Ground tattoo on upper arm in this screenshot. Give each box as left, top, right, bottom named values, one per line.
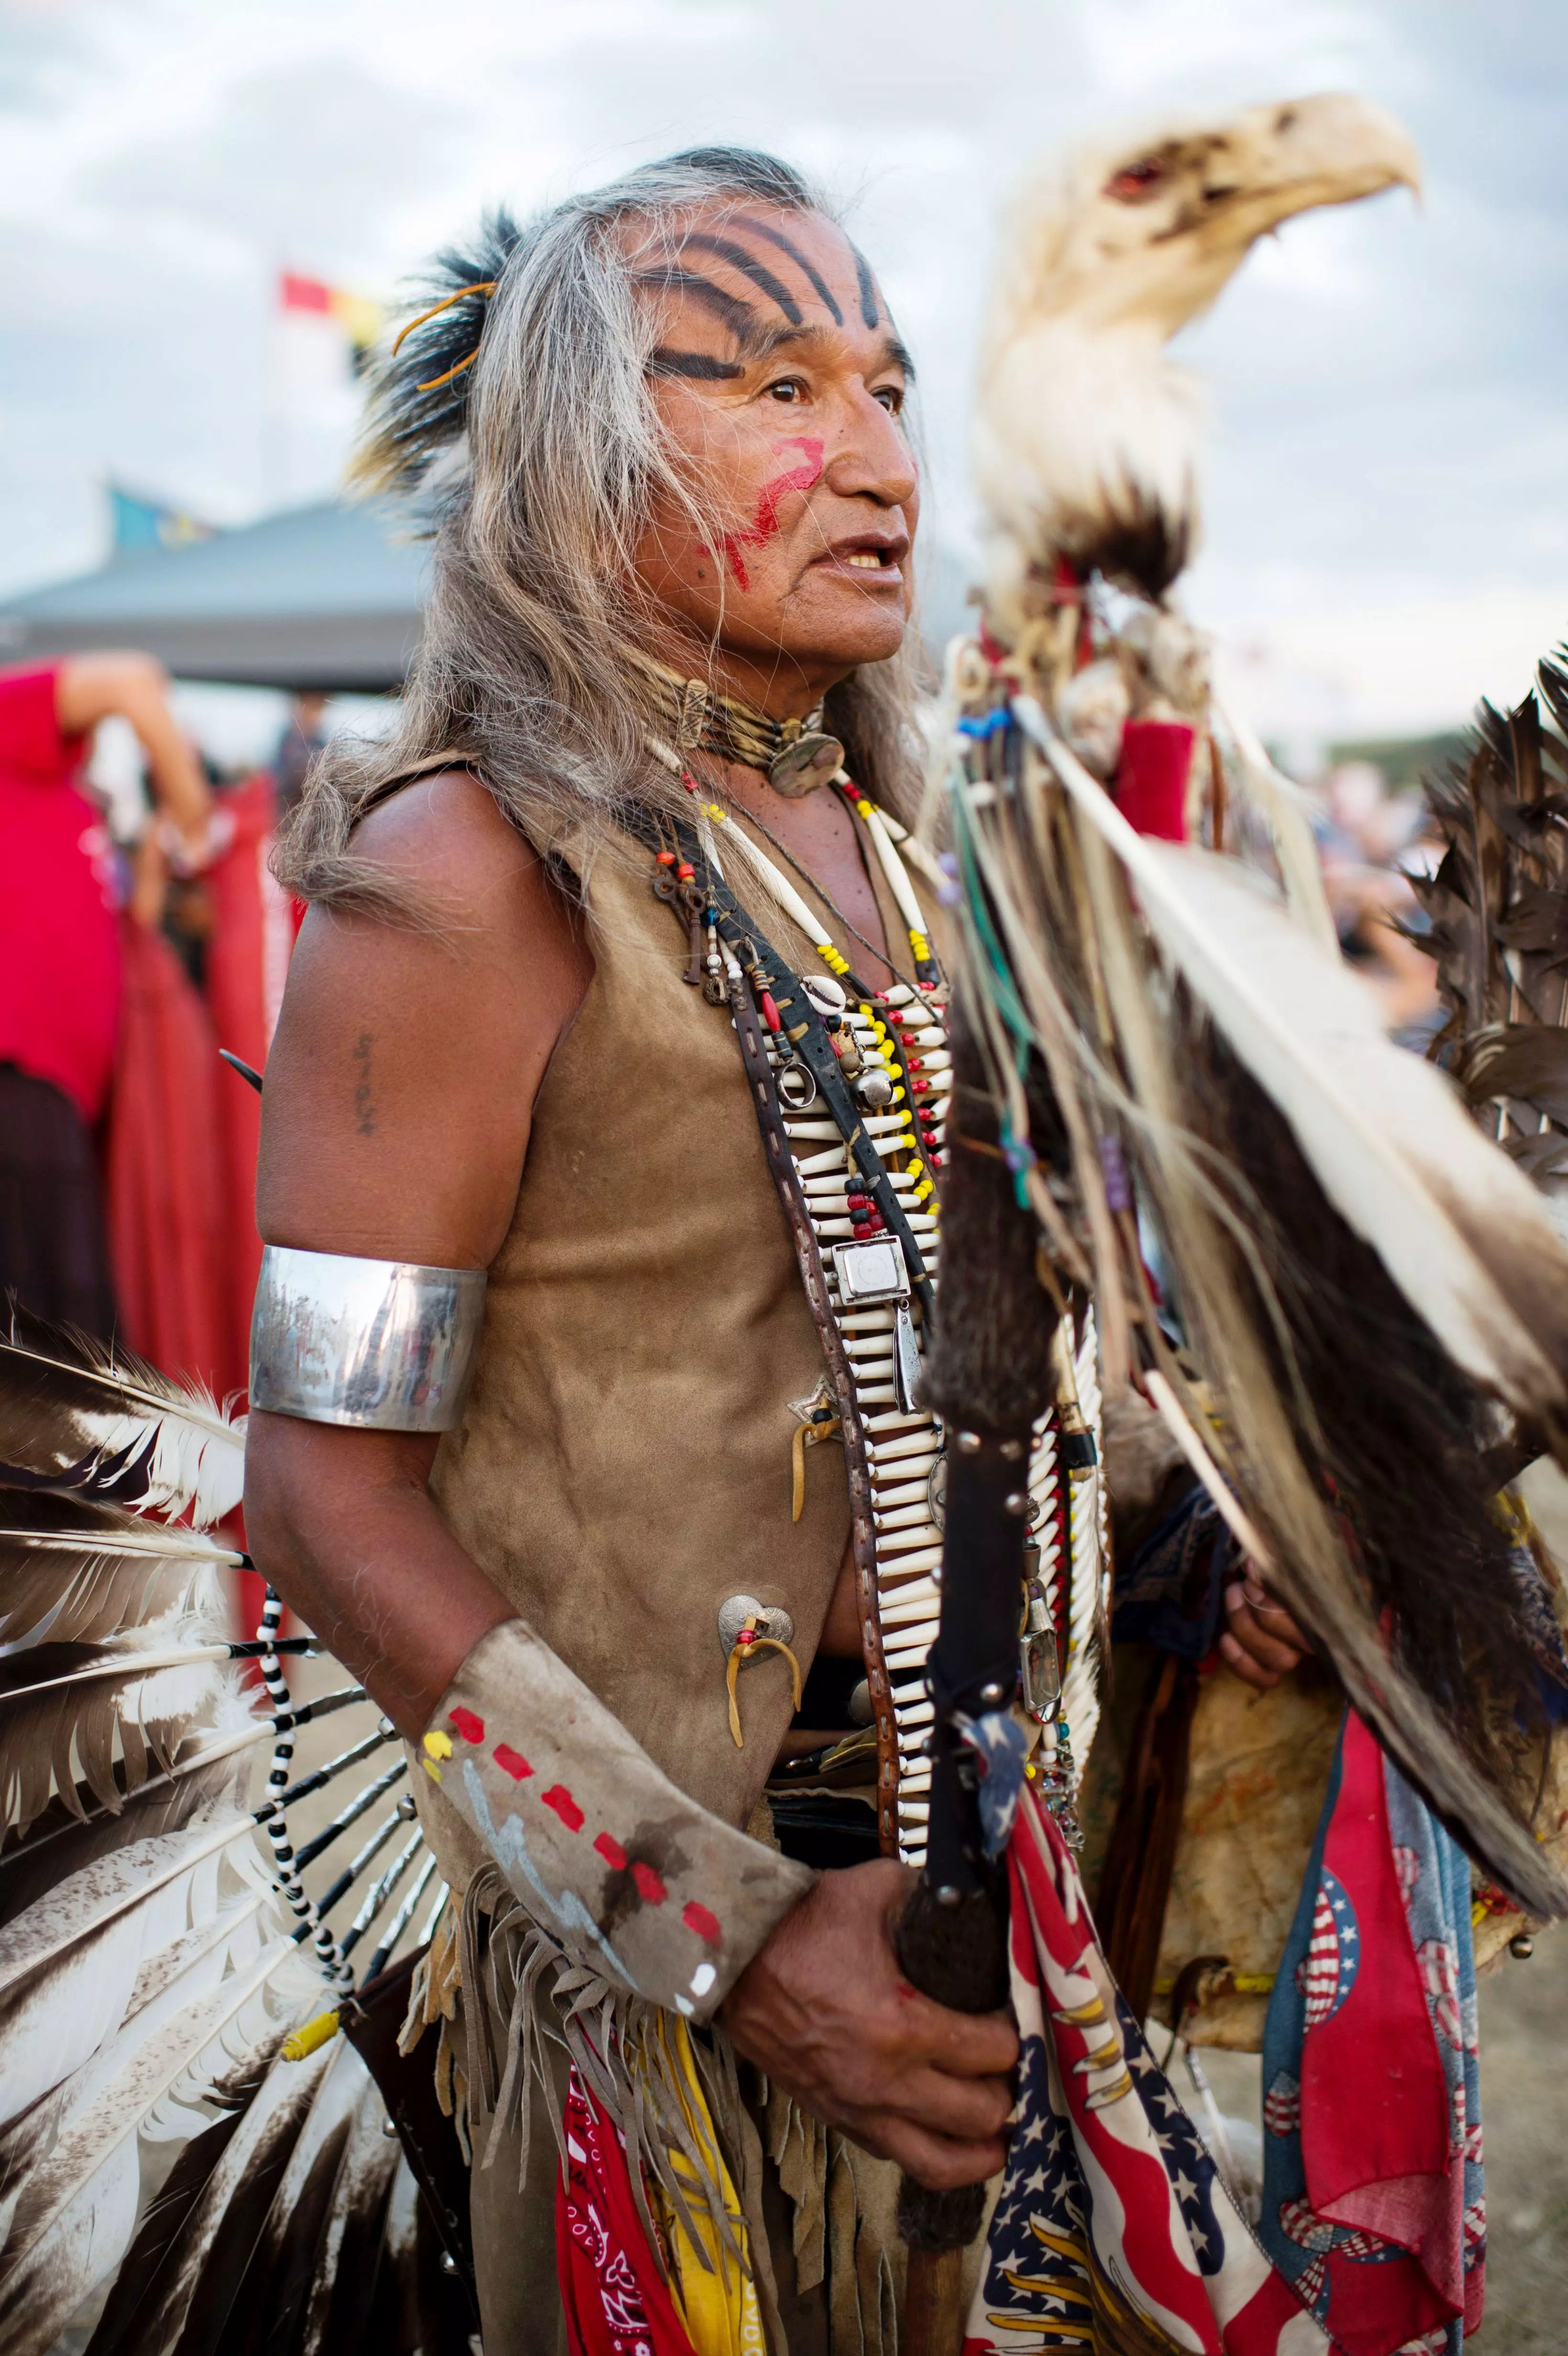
left=352, top=1032, right=376, bottom=1136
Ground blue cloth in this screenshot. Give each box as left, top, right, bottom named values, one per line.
left=1111, top=1482, right=1232, bottom=1660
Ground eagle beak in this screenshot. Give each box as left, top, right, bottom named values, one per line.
left=1222, top=91, right=1422, bottom=239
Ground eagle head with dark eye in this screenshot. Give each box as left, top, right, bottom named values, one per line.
left=973, top=93, right=1420, bottom=627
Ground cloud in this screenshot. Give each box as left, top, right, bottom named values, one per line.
left=0, top=0, right=96, bottom=115
left=80, top=57, right=469, bottom=280
left=1, top=0, right=1565, bottom=737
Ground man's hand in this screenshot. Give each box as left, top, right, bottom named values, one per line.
left=721, top=1859, right=1017, bottom=2192
left=1220, top=1567, right=1308, bottom=1690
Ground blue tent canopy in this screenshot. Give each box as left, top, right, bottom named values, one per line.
left=0, top=501, right=427, bottom=692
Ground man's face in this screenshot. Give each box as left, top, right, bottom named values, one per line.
left=629, top=202, right=919, bottom=703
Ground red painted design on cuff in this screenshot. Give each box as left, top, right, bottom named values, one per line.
left=683, top=1900, right=721, bottom=1944
left=449, top=1707, right=485, bottom=1744
left=542, top=1784, right=584, bottom=1832
left=594, top=1832, right=628, bottom=1871
left=631, top=1860, right=667, bottom=1904
left=493, top=1744, right=533, bottom=1781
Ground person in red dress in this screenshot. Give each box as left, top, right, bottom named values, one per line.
left=0, top=654, right=209, bottom=1332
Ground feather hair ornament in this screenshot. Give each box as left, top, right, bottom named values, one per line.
left=349, top=207, right=521, bottom=498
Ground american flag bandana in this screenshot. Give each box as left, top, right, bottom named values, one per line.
left=965, top=1785, right=1328, bottom=2355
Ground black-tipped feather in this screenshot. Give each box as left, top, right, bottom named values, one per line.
left=0, top=1303, right=244, bottom=1529
left=924, top=1002, right=1064, bottom=1431
left=208, top=2043, right=373, bottom=2356
left=1411, top=656, right=1568, bottom=1089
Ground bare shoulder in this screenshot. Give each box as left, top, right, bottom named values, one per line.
left=259, top=768, right=592, bottom=1265
left=350, top=768, right=558, bottom=938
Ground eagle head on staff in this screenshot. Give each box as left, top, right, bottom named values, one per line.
left=974, top=92, right=1420, bottom=626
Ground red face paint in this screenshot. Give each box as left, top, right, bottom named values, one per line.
left=717, top=436, right=825, bottom=589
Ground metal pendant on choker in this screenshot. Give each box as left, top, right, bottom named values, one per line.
left=622, top=645, right=845, bottom=797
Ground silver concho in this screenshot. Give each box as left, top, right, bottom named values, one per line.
left=768, top=731, right=845, bottom=798
left=717, top=1594, right=796, bottom=1657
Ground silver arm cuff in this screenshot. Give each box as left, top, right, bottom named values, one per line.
left=250, top=1245, right=486, bottom=1431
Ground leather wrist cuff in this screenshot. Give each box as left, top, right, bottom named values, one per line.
left=421, top=1619, right=814, bottom=2022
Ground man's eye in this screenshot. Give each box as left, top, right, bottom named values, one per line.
left=766, top=377, right=806, bottom=403
left=873, top=386, right=904, bottom=416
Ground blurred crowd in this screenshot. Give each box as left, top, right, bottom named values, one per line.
left=0, top=656, right=319, bottom=1407
left=1315, top=756, right=1443, bottom=1049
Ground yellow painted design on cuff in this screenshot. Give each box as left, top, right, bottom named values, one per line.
left=423, top=1729, right=453, bottom=1759
left=422, top=1758, right=444, bottom=1784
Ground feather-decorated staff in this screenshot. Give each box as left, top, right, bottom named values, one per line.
left=0, top=1308, right=464, bottom=2353
left=898, top=91, right=1568, bottom=2356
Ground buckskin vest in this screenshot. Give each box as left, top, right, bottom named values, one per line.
left=414, top=806, right=919, bottom=1893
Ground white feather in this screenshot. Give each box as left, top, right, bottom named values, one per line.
left=0, top=1913, right=319, bottom=2355
left=1016, top=697, right=1568, bottom=1431
left=0, top=1934, right=316, bottom=2301
left=0, top=2130, right=139, bottom=2356
left=0, top=1822, right=252, bottom=2132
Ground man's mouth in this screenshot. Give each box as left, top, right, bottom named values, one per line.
left=816, top=534, right=908, bottom=578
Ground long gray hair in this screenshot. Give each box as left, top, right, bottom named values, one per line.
left=278, top=146, right=926, bottom=919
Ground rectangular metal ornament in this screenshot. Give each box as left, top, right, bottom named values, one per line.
left=831, top=1236, right=911, bottom=1308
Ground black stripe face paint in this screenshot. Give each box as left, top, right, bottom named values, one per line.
left=734, top=216, right=845, bottom=326
left=851, top=246, right=879, bottom=331
left=649, top=349, right=745, bottom=380
left=682, top=232, right=804, bottom=326
left=636, top=267, right=754, bottom=339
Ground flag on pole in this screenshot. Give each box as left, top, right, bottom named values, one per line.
left=279, top=272, right=384, bottom=360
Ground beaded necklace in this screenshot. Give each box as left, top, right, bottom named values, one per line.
left=631, top=759, right=1107, bottom=1864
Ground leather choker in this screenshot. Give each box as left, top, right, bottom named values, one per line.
left=622, top=646, right=845, bottom=797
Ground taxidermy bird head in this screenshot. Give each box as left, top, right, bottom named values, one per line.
left=974, top=92, right=1420, bottom=631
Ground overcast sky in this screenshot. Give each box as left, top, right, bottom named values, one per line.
left=2, top=0, right=1565, bottom=745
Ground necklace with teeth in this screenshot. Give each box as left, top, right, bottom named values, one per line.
left=632, top=772, right=1109, bottom=1863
